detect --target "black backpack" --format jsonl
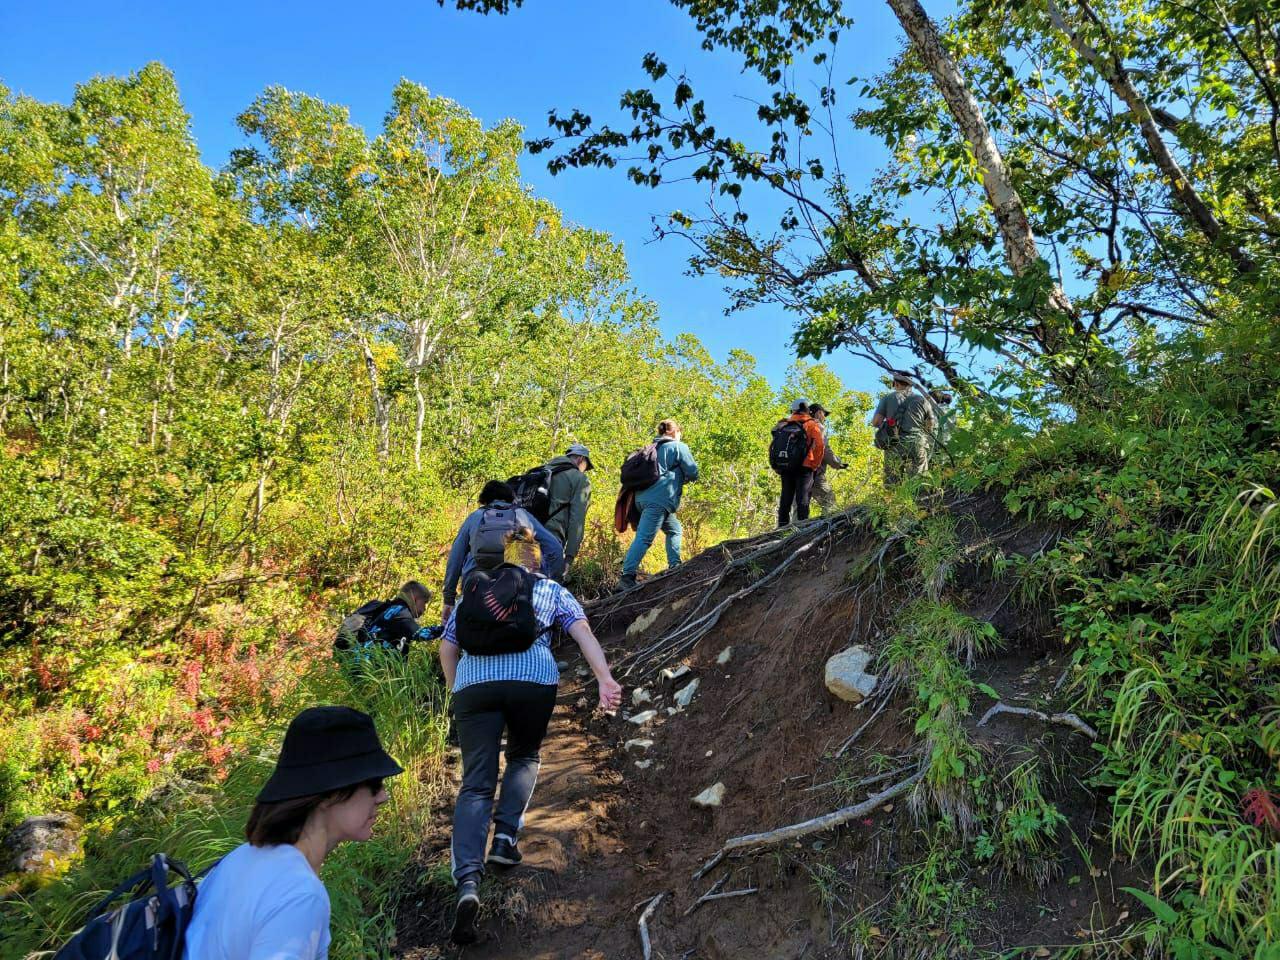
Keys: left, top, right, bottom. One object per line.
{"left": 769, "top": 420, "right": 811, "bottom": 474}
{"left": 619, "top": 438, "right": 673, "bottom": 491}
{"left": 54, "top": 854, "right": 201, "bottom": 960}
{"left": 455, "top": 564, "right": 550, "bottom": 656}
{"left": 507, "top": 462, "right": 576, "bottom": 525}
{"left": 335, "top": 599, "right": 396, "bottom": 652}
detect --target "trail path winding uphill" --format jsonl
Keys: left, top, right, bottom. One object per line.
{"left": 396, "top": 503, "right": 1120, "bottom": 959}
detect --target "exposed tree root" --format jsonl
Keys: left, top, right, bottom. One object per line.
{"left": 977, "top": 702, "right": 1098, "bottom": 740}
{"left": 619, "top": 512, "right": 865, "bottom": 678}
{"left": 637, "top": 892, "right": 664, "bottom": 960}
{"left": 697, "top": 767, "right": 927, "bottom": 876}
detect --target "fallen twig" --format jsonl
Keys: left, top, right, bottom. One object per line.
{"left": 977, "top": 702, "right": 1098, "bottom": 740}
{"left": 834, "top": 695, "right": 891, "bottom": 758}
{"left": 681, "top": 876, "right": 726, "bottom": 916}
{"left": 697, "top": 767, "right": 926, "bottom": 875}
{"left": 638, "top": 892, "right": 665, "bottom": 960}
{"left": 802, "top": 767, "right": 909, "bottom": 794}
{"left": 684, "top": 882, "right": 759, "bottom": 916}
{"left": 691, "top": 850, "right": 724, "bottom": 881}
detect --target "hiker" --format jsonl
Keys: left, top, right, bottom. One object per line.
{"left": 618, "top": 419, "right": 700, "bottom": 592}
{"left": 530, "top": 443, "right": 593, "bottom": 580}
{"left": 808, "top": 403, "right": 849, "bottom": 515}
{"left": 442, "top": 480, "right": 564, "bottom": 621}
{"left": 929, "top": 390, "right": 955, "bottom": 455}
{"left": 771, "top": 400, "right": 826, "bottom": 526}
{"left": 871, "top": 371, "right": 936, "bottom": 486}
{"left": 184, "top": 706, "right": 402, "bottom": 960}
{"left": 334, "top": 580, "right": 437, "bottom": 660}
{"left": 439, "top": 528, "right": 622, "bottom": 945}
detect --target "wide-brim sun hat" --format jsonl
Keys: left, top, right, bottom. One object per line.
{"left": 257, "top": 706, "right": 404, "bottom": 803}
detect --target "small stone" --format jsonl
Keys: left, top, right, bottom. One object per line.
{"left": 671, "top": 597, "right": 691, "bottom": 611}
{"left": 692, "top": 782, "right": 725, "bottom": 808}
{"left": 576, "top": 665, "right": 590, "bottom": 678}
{"left": 716, "top": 646, "right": 733, "bottom": 665}
{"left": 556, "top": 660, "right": 569, "bottom": 670}
{"left": 883, "top": 803, "right": 894, "bottom": 813}
{"left": 705, "top": 749, "right": 713, "bottom": 757}
{"left": 661, "top": 663, "right": 691, "bottom": 682}
{"left": 625, "top": 738, "right": 654, "bottom": 752}
{"left": 674, "top": 678, "right": 700, "bottom": 708}
{"left": 626, "top": 605, "right": 664, "bottom": 638}
{"left": 631, "top": 687, "right": 653, "bottom": 706}
{"left": 628, "top": 710, "right": 658, "bottom": 726}
{"left": 666, "top": 707, "right": 678, "bottom": 716}
{"left": 634, "top": 760, "right": 653, "bottom": 770}
{"left": 2, "top": 814, "right": 83, "bottom": 874}
{"left": 824, "top": 645, "right": 878, "bottom": 703}
{"left": 575, "top": 697, "right": 588, "bottom": 709}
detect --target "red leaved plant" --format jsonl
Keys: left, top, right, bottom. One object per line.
{"left": 1241, "top": 786, "right": 1280, "bottom": 835}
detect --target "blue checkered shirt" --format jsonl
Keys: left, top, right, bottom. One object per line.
{"left": 443, "top": 577, "right": 586, "bottom": 692}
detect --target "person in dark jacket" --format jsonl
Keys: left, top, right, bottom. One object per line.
{"left": 336, "top": 581, "right": 435, "bottom": 660}
{"left": 442, "top": 481, "right": 564, "bottom": 621}
{"left": 541, "top": 443, "right": 593, "bottom": 578}
{"left": 776, "top": 400, "right": 826, "bottom": 527}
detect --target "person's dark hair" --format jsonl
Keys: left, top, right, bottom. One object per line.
{"left": 399, "top": 580, "right": 430, "bottom": 609}
{"left": 658, "top": 418, "right": 680, "bottom": 436}
{"left": 245, "top": 776, "right": 384, "bottom": 846}
{"left": 478, "top": 480, "right": 516, "bottom": 505}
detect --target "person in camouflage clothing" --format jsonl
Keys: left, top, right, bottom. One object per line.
{"left": 871, "top": 371, "right": 936, "bottom": 486}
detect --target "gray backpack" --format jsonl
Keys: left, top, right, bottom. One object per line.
{"left": 470, "top": 503, "right": 524, "bottom": 570}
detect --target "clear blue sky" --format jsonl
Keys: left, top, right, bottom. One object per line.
{"left": 1, "top": 0, "right": 925, "bottom": 392}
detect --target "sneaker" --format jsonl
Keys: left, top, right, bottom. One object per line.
{"left": 451, "top": 879, "right": 480, "bottom": 945}
{"left": 487, "top": 834, "right": 522, "bottom": 867}
{"left": 617, "top": 573, "right": 638, "bottom": 592}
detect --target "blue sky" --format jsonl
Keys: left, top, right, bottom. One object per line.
{"left": 1, "top": 0, "right": 923, "bottom": 392}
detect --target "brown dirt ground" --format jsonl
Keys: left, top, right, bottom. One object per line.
{"left": 396, "top": 496, "right": 1138, "bottom": 959}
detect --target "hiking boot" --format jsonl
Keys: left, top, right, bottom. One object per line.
{"left": 487, "top": 833, "right": 522, "bottom": 868}
{"left": 451, "top": 879, "right": 480, "bottom": 945}
{"left": 617, "top": 573, "right": 638, "bottom": 592}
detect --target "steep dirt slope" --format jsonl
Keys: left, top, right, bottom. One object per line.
{"left": 397, "top": 496, "right": 1127, "bottom": 959}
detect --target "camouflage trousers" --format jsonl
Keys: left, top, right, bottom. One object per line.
{"left": 883, "top": 437, "right": 930, "bottom": 486}
{"left": 812, "top": 467, "right": 837, "bottom": 514}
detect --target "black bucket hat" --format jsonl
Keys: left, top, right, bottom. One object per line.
{"left": 257, "top": 706, "right": 404, "bottom": 803}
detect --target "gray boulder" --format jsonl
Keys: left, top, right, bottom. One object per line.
{"left": 3, "top": 813, "right": 82, "bottom": 874}
{"left": 824, "top": 646, "right": 878, "bottom": 703}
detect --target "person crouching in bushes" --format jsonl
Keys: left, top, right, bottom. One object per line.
{"left": 438, "top": 527, "right": 623, "bottom": 945}
{"left": 183, "top": 706, "right": 402, "bottom": 960}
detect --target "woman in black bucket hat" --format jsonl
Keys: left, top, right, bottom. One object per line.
{"left": 184, "top": 706, "right": 402, "bottom": 960}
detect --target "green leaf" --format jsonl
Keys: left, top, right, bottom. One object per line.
{"left": 1120, "top": 886, "right": 1178, "bottom": 925}
{"left": 977, "top": 682, "right": 1000, "bottom": 700}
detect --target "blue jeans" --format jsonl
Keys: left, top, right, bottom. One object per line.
{"left": 622, "top": 505, "right": 683, "bottom": 575}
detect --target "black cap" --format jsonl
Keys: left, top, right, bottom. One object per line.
{"left": 256, "top": 706, "right": 403, "bottom": 803}
{"left": 809, "top": 403, "right": 830, "bottom": 415}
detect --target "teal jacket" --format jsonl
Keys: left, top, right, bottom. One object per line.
{"left": 635, "top": 438, "right": 700, "bottom": 512}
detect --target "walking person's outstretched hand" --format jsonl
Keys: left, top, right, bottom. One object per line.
{"left": 567, "top": 619, "right": 623, "bottom": 715}
{"left": 597, "top": 675, "right": 623, "bottom": 714}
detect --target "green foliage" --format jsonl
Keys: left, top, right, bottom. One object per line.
{"left": 0, "top": 64, "right": 878, "bottom": 958}
{"left": 883, "top": 598, "right": 998, "bottom": 833}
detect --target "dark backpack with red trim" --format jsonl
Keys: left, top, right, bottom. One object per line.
{"left": 455, "top": 564, "right": 549, "bottom": 656}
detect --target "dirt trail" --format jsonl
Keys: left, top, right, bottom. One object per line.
{"left": 397, "top": 502, "right": 1116, "bottom": 959}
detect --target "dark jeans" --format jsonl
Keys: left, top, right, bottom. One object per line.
{"left": 778, "top": 468, "right": 816, "bottom": 526}
{"left": 450, "top": 680, "right": 557, "bottom": 883}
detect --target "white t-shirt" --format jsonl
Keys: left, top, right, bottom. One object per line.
{"left": 184, "top": 843, "right": 331, "bottom": 960}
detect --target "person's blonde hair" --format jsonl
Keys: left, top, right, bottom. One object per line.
{"left": 503, "top": 527, "right": 541, "bottom": 570}
{"left": 658, "top": 418, "right": 680, "bottom": 436}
